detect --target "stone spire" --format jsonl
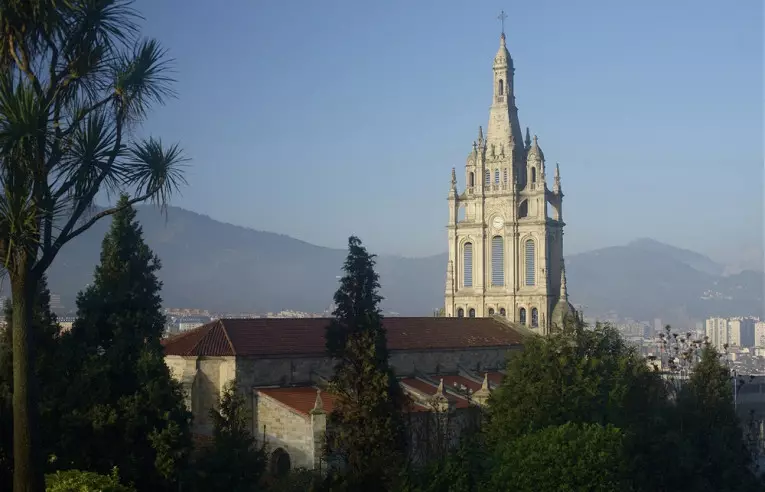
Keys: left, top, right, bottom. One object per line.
{"left": 473, "top": 372, "right": 492, "bottom": 405}
{"left": 436, "top": 378, "right": 445, "bottom": 397}
{"left": 311, "top": 388, "right": 324, "bottom": 414}
{"left": 481, "top": 372, "right": 489, "bottom": 392}
{"left": 553, "top": 162, "right": 561, "bottom": 193}
{"left": 525, "top": 127, "right": 532, "bottom": 149}
{"left": 559, "top": 258, "right": 568, "bottom": 300}
{"left": 450, "top": 167, "right": 457, "bottom": 191}
{"left": 477, "top": 126, "right": 484, "bottom": 146}
{"left": 486, "top": 32, "right": 523, "bottom": 163}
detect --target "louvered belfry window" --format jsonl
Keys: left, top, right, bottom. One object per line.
{"left": 463, "top": 242, "right": 473, "bottom": 287}
{"left": 491, "top": 236, "right": 504, "bottom": 286}
{"left": 525, "top": 239, "right": 535, "bottom": 286}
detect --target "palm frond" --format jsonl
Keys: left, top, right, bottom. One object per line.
{"left": 123, "top": 137, "right": 187, "bottom": 210}
{"left": 111, "top": 38, "right": 175, "bottom": 123}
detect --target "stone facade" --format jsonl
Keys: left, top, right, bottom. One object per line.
{"left": 445, "top": 33, "right": 573, "bottom": 333}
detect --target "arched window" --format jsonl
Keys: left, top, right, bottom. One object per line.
{"left": 499, "top": 307, "right": 506, "bottom": 316}
{"left": 270, "top": 448, "right": 292, "bottom": 477}
{"left": 468, "top": 172, "right": 474, "bottom": 187}
{"left": 494, "top": 169, "right": 500, "bottom": 184}
{"left": 468, "top": 308, "right": 476, "bottom": 318}
{"left": 525, "top": 239, "right": 535, "bottom": 286}
{"left": 531, "top": 308, "right": 539, "bottom": 327}
{"left": 485, "top": 170, "right": 491, "bottom": 185}
{"left": 499, "top": 79, "right": 504, "bottom": 95}
{"left": 488, "top": 307, "right": 495, "bottom": 315}
{"left": 463, "top": 243, "right": 473, "bottom": 288}
{"left": 503, "top": 168, "right": 508, "bottom": 183}
{"left": 518, "top": 200, "right": 528, "bottom": 218}
{"left": 531, "top": 167, "right": 537, "bottom": 183}
{"left": 457, "top": 308, "right": 464, "bottom": 318}
{"left": 491, "top": 236, "right": 504, "bottom": 286}
{"left": 519, "top": 308, "right": 527, "bottom": 325}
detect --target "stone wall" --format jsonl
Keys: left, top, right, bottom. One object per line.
{"left": 255, "top": 393, "right": 314, "bottom": 470}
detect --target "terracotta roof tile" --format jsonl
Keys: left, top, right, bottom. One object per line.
{"left": 400, "top": 378, "right": 470, "bottom": 409}
{"left": 258, "top": 387, "right": 334, "bottom": 416}
{"left": 163, "top": 317, "right": 522, "bottom": 357}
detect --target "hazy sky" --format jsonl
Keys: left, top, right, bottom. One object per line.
{"left": 133, "top": 0, "right": 763, "bottom": 263}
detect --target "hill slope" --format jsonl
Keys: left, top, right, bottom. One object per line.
{"left": 37, "top": 206, "right": 764, "bottom": 324}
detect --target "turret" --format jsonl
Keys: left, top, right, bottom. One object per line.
{"left": 526, "top": 135, "right": 545, "bottom": 191}
{"left": 553, "top": 163, "right": 562, "bottom": 194}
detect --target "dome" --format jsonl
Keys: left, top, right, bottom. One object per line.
{"left": 527, "top": 134, "right": 545, "bottom": 162}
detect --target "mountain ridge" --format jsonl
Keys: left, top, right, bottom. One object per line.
{"left": 20, "top": 205, "right": 765, "bottom": 325}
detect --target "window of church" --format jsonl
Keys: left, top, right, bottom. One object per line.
{"left": 485, "top": 170, "right": 490, "bottom": 185}
{"left": 531, "top": 166, "right": 537, "bottom": 183}
{"left": 525, "top": 239, "right": 535, "bottom": 286}
{"left": 468, "top": 172, "right": 474, "bottom": 187}
{"left": 531, "top": 308, "right": 539, "bottom": 327}
{"left": 463, "top": 243, "right": 473, "bottom": 287}
{"left": 494, "top": 169, "right": 499, "bottom": 184}
{"left": 491, "top": 236, "right": 504, "bottom": 286}
{"left": 503, "top": 168, "right": 508, "bottom": 183}
{"left": 468, "top": 308, "right": 476, "bottom": 318}
{"left": 499, "top": 79, "right": 504, "bottom": 96}
{"left": 519, "top": 308, "right": 527, "bottom": 325}
{"left": 457, "top": 308, "right": 464, "bottom": 318}
{"left": 488, "top": 307, "right": 495, "bottom": 315}
{"left": 499, "top": 307, "right": 506, "bottom": 316}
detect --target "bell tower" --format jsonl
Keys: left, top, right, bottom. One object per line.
{"left": 444, "top": 20, "right": 573, "bottom": 333}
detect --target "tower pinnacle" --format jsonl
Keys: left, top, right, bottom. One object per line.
{"left": 497, "top": 10, "right": 508, "bottom": 36}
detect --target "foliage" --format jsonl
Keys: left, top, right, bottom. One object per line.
{"left": 192, "top": 381, "right": 267, "bottom": 492}
{"left": 487, "top": 423, "right": 630, "bottom": 492}
{"left": 0, "top": 0, "right": 187, "bottom": 487}
{"left": 44, "top": 468, "right": 134, "bottom": 492}
{"left": 485, "top": 316, "right": 667, "bottom": 444}
{"left": 265, "top": 468, "right": 324, "bottom": 492}
{"left": 659, "top": 346, "right": 762, "bottom": 491}
{"left": 395, "top": 435, "right": 490, "bottom": 492}
{"left": 325, "top": 236, "right": 407, "bottom": 489}
{"left": 0, "top": 277, "right": 62, "bottom": 489}
{"left": 52, "top": 198, "right": 191, "bottom": 491}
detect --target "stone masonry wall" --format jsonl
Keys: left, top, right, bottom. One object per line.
{"left": 255, "top": 393, "right": 313, "bottom": 469}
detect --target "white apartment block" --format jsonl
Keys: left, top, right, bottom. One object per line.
{"left": 705, "top": 317, "right": 729, "bottom": 351}
{"left": 706, "top": 317, "right": 759, "bottom": 350}
{"left": 755, "top": 321, "right": 765, "bottom": 347}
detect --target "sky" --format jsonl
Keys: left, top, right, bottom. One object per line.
{"left": 133, "top": 0, "right": 763, "bottom": 264}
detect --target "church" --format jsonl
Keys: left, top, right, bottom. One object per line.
{"left": 163, "top": 30, "right": 573, "bottom": 474}
{"left": 444, "top": 31, "right": 573, "bottom": 332}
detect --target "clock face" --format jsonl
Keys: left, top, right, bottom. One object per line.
{"left": 492, "top": 216, "right": 504, "bottom": 229}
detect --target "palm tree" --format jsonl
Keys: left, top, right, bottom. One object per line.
{"left": 0, "top": 2, "right": 187, "bottom": 490}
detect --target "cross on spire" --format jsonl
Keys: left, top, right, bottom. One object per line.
{"left": 497, "top": 10, "right": 508, "bottom": 35}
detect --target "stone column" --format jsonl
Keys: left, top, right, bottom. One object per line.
{"left": 309, "top": 389, "right": 327, "bottom": 473}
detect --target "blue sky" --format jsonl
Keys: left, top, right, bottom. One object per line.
{"left": 134, "top": 0, "right": 763, "bottom": 264}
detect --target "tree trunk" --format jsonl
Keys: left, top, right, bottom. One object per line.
{"left": 11, "top": 270, "right": 43, "bottom": 492}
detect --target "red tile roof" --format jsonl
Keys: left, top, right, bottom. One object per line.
{"left": 163, "top": 317, "right": 523, "bottom": 357}
{"left": 400, "top": 378, "right": 471, "bottom": 409}
{"left": 259, "top": 387, "right": 335, "bottom": 416}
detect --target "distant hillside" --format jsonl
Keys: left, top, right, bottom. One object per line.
{"left": 29, "top": 206, "right": 764, "bottom": 325}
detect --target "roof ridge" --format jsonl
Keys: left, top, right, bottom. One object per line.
{"left": 188, "top": 322, "right": 218, "bottom": 356}
{"left": 218, "top": 320, "right": 237, "bottom": 356}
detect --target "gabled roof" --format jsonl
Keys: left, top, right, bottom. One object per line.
{"left": 162, "top": 317, "right": 523, "bottom": 357}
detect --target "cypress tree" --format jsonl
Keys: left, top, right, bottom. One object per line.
{"left": 193, "top": 382, "right": 267, "bottom": 492}
{"left": 325, "top": 236, "right": 406, "bottom": 489}
{"left": 56, "top": 195, "right": 191, "bottom": 490}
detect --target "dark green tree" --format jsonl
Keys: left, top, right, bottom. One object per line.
{"left": 193, "top": 382, "right": 267, "bottom": 492}
{"left": 485, "top": 317, "right": 670, "bottom": 491}
{"left": 663, "top": 346, "right": 761, "bottom": 491}
{"left": 325, "top": 236, "right": 406, "bottom": 489}
{"left": 0, "top": 277, "right": 62, "bottom": 490}
{"left": 488, "top": 422, "right": 631, "bottom": 492}
{"left": 0, "top": 1, "right": 187, "bottom": 488}
{"left": 54, "top": 196, "right": 190, "bottom": 491}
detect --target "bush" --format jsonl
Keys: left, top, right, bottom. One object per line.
{"left": 45, "top": 468, "right": 135, "bottom": 492}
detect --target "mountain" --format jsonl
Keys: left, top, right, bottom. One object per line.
{"left": 24, "top": 206, "right": 764, "bottom": 325}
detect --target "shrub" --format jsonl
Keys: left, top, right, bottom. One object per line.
{"left": 45, "top": 468, "right": 135, "bottom": 492}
